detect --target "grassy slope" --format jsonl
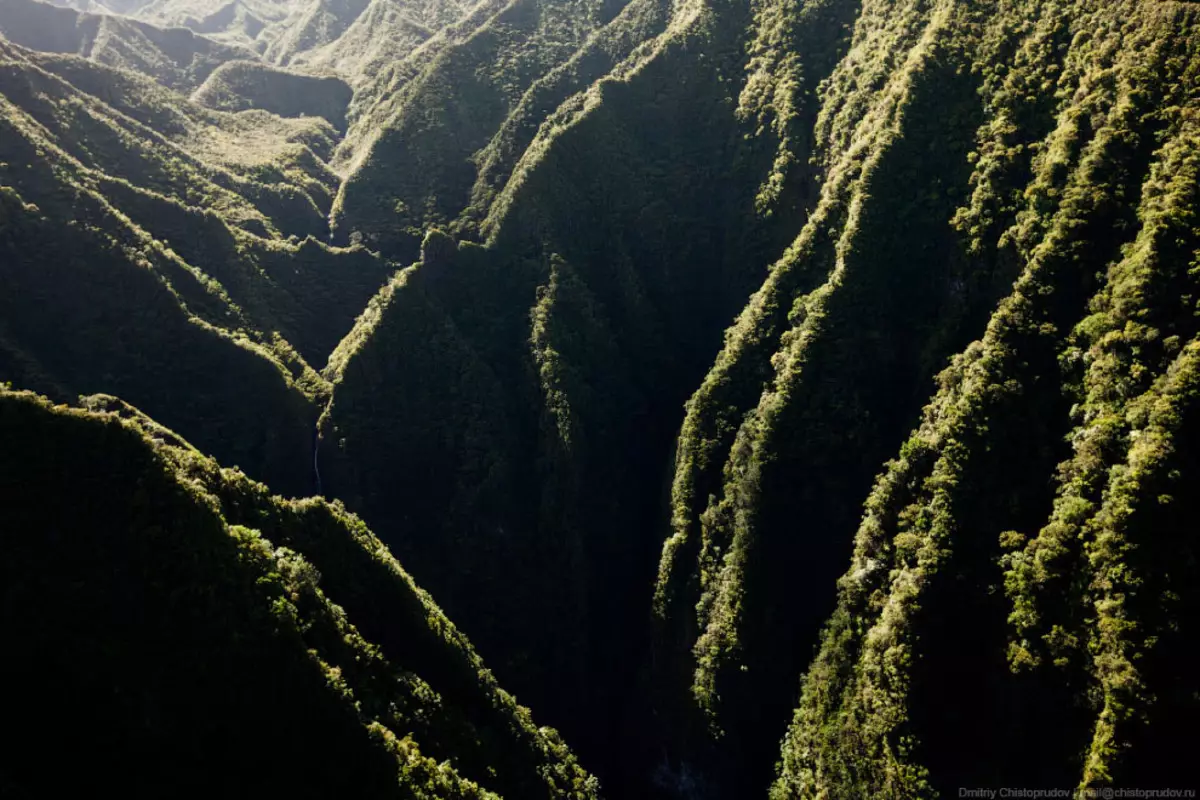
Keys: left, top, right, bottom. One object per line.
{"left": 133, "top": 0, "right": 302, "bottom": 48}
{"left": 0, "top": 39, "right": 391, "bottom": 492}
{"left": 192, "top": 59, "right": 353, "bottom": 130}
{"left": 280, "top": 0, "right": 468, "bottom": 85}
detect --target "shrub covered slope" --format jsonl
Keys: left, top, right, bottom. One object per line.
{"left": 0, "top": 389, "right": 598, "bottom": 798}
{"left": 2, "top": 0, "right": 1199, "bottom": 797}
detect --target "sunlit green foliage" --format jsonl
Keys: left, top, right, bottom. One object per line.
{"left": 0, "top": 36, "right": 392, "bottom": 492}
{"left": 3, "top": 0, "right": 1200, "bottom": 796}
{"left": 0, "top": 389, "right": 599, "bottom": 798}
{"left": 761, "top": 1, "right": 1200, "bottom": 797}
{"left": 316, "top": 0, "right": 867, "bottom": 787}
{"left": 330, "top": 0, "right": 632, "bottom": 257}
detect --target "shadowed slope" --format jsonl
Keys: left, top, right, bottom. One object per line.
{"left": 0, "top": 0, "right": 255, "bottom": 91}
{"left": 0, "top": 389, "right": 599, "bottom": 799}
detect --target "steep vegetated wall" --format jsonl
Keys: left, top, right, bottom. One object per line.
{"left": 0, "top": 390, "right": 599, "bottom": 799}
{"left": 771, "top": 2, "right": 1200, "bottom": 797}
{"left": 1, "top": 0, "right": 1199, "bottom": 797}
{"left": 318, "top": 0, "right": 859, "bottom": 788}
{"left": 652, "top": 0, "right": 1200, "bottom": 796}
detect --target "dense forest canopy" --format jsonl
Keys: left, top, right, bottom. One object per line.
{"left": 1, "top": 0, "right": 1198, "bottom": 797}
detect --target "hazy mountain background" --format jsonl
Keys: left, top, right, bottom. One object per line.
{"left": 1, "top": 0, "right": 1198, "bottom": 797}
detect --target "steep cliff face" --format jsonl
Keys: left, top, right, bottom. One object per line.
{"left": 2, "top": 0, "right": 1199, "bottom": 796}
{"left": 650, "top": 0, "right": 1200, "bottom": 796}
{"left": 771, "top": 2, "right": 1200, "bottom": 795}
{"left": 316, "top": 0, "right": 845, "bottom": 785}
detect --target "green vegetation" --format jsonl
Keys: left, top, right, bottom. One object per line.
{"left": 135, "top": 0, "right": 300, "bottom": 48}
{"left": 762, "top": 1, "right": 1200, "bottom": 797}
{"left": 2, "top": 0, "right": 1199, "bottom": 796}
{"left": 0, "top": 389, "right": 598, "bottom": 798}
{"left": 277, "top": 0, "right": 468, "bottom": 86}
{"left": 330, "top": 0, "right": 639, "bottom": 257}
{"left": 193, "top": 59, "right": 352, "bottom": 130}
{"left": 0, "top": 35, "right": 391, "bottom": 493}
{"left": 0, "top": 0, "right": 256, "bottom": 91}
{"left": 317, "top": 1, "right": 852, "bottom": 784}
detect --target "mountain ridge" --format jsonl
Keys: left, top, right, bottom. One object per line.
{"left": 2, "top": 0, "right": 1199, "bottom": 796}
